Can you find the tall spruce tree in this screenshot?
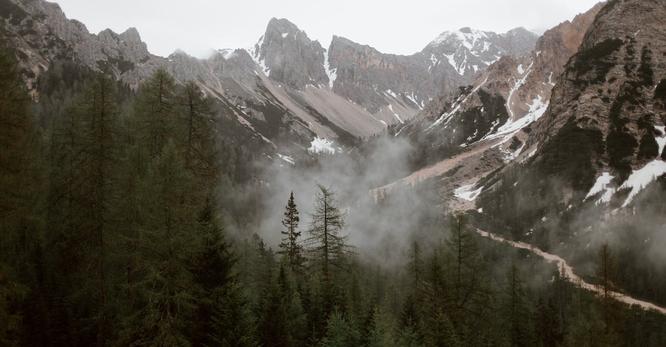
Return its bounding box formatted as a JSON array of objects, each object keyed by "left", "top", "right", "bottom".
[
  {"left": 190, "top": 199, "right": 255, "bottom": 346},
  {"left": 279, "top": 192, "right": 304, "bottom": 271}
]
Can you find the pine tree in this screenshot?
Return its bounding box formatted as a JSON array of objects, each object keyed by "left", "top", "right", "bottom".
[{"left": 279, "top": 192, "right": 304, "bottom": 271}]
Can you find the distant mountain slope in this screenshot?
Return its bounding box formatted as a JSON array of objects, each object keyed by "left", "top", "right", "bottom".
[{"left": 1, "top": 0, "right": 537, "bottom": 155}]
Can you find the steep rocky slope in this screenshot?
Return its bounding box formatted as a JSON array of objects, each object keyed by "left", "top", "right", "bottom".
[
  {"left": 391, "top": 3, "right": 602, "bottom": 174},
  {"left": 1, "top": 0, "right": 537, "bottom": 156},
  {"left": 471, "top": 0, "right": 666, "bottom": 306}
]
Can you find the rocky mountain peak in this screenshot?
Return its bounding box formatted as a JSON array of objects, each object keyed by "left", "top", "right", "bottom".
[
  {"left": 249, "top": 17, "right": 328, "bottom": 89},
  {"left": 119, "top": 27, "right": 142, "bottom": 43},
  {"left": 423, "top": 27, "right": 538, "bottom": 78}
]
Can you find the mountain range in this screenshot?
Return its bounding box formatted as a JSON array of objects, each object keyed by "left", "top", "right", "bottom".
[{"left": 1, "top": 0, "right": 538, "bottom": 153}]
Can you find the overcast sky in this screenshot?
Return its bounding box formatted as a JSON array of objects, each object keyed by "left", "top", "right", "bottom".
[{"left": 52, "top": 0, "right": 601, "bottom": 58}]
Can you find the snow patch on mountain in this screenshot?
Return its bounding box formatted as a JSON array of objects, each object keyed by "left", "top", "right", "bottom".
[
  {"left": 585, "top": 172, "right": 615, "bottom": 204},
  {"left": 506, "top": 61, "right": 533, "bottom": 120},
  {"left": 483, "top": 94, "right": 547, "bottom": 145},
  {"left": 455, "top": 184, "right": 483, "bottom": 201},
  {"left": 308, "top": 137, "right": 338, "bottom": 154},
  {"left": 388, "top": 104, "right": 404, "bottom": 124},
  {"left": 619, "top": 161, "right": 666, "bottom": 207},
  {"left": 277, "top": 154, "right": 295, "bottom": 165},
  {"left": 219, "top": 48, "right": 236, "bottom": 60},
  {"left": 586, "top": 126, "right": 666, "bottom": 207}
]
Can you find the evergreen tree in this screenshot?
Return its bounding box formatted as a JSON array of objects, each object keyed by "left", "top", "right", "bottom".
[
  {"left": 367, "top": 308, "right": 399, "bottom": 347},
  {"left": 83, "top": 75, "right": 121, "bottom": 345},
  {"left": 501, "top": 265, "right": 532, "bottom": 347},
  {"left": 189, "top": 199, "right": 254, "bottom": 346},
  {"left": 44, "top": 73, "right": 123, "bottom": 346},
  {"left": 179, "top": 81, "right": 218, "bottom": 177},
  {"left": 319, "top": 311, "right": 361, "bottom": 347},
  {"left": 279, "top": 192, "right": 304, "bottom": 272},
  {"left": 119, "top": 142, "right": 199, "bottom": 346},
  {"left": 134, "top": 69, "right": 177, "bottom": 159},
  {"left": 446, "top": 214, "right": 480, "bottom": 313},
  {"left": 0, "top": 46, "right": 35, "bottom": 346},
  {"left": 305, "top": 185, "right": 350, "bottom": 314}
]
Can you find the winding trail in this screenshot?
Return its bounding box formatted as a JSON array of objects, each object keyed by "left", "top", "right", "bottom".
[{"left": 474, "top": 229, "right": 666, "bottom": 315}]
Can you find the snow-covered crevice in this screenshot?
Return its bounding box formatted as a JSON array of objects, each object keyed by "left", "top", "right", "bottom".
[
  {"left": 474, "top": 228, "right": 666, "bottom": 315},
  {"left": 246, "top": 35, "right": 270, "bottom": 75},
  {"left": 444, "top": 52, "right": 467, "bottom": 76},
  {"left": 506, "top": 61, "right": 533, "bottom": 120},
  {"left": 405, "top": 93, "right": 424, "bottom": 110},
  {"left": 427, "top": 76, "right": 489, "bottom": 130},
  {"left": 482, "top": 95, "right": 548, "bottom": 148},
  {"left": 388, "top": 104, "right": 404, "bottom": 124},
  {"left": 323, "top": 50, "right": 337, "bottom": 89}
]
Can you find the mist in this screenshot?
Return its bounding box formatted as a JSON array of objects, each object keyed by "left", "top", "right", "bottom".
[{"left": 255, "top": 135, "right": 445, "bottom": 266}]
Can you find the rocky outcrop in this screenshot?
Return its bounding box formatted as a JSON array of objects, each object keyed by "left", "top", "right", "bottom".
[
  {"left": 249, "top": 18, "right": 329, "bottom": 89},
  {"left": 525, "top": 0, "right": 666, "bottom": 180},
  {"left": 1, "top": 0, "right": 165, "bottom": 89},
  {"left": 328, "top": 27, "right": 538, "bottom": 115}
]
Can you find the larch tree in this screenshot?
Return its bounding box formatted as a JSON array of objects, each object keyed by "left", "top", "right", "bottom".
[
  {"left": 179, "top": 81, "right": 218, "bottom": 178},
  {"left": 79, "top": 74, "right": 121, "bottom": 346},
  {"left": 306, "top": 186, "right": 350, "bottom": 305},
  {"left": 134, "top": 69, "right": 177, "bottom": 159},
  {"left": 446, "top": 214, "right": 481, "bottom": 313}
]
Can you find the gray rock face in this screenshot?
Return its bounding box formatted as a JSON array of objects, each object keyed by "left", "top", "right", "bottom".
[
  {"left": 4, "top": 0, "right": 165, "bottom": 89},
  {"left": 250, "top": 18, "right": 329, "bottom": 89},
  {"left": 328, "top": 27, "right": 538, "bottom": 114},
  {"left": 527, "top": 0, "right": 666, "bottom": 175}
]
